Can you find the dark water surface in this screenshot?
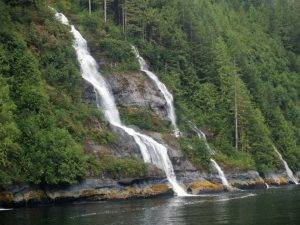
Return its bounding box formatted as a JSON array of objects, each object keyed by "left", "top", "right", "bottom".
[{"left": 0, "top": 185, "right": 299, "bottom": 225}]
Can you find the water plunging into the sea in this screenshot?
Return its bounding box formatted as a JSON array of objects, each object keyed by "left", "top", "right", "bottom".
[
  {"left": 210, "top": 159, "right": 231, "bottom": 189},
  {"left": 53, "top": 11, "right": 188, "bottom": 196},
  {"left": 273, "top": 146, "right": 299, "bottom": 185},
  {"left": 132, "top": 46, "right": 180, "bottom": 137},
  {"left": 191, "top": 124, "right": 231, "bottom": 189}
]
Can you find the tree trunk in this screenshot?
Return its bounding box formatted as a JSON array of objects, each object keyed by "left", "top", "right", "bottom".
[
  {"left": 88, "top": 0, "right": 91, "bottom": 15},
  {"left": 234, "top": 72, "right": 239, "bottom": 150},
  {"left": 122, "top": 2, "right": 126, "bottom": 39},
  {"left": 104, "top": 0, "right": 107, "bottom": 22}
]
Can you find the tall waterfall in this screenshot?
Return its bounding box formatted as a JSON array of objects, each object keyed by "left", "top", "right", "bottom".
[
  {"left": 273, "top": 147, "right": 299, "bottom": 185},
  {"left": 53, "top": 11, "right": 188, "bottom": 196},
  {"left": 191, "top": 124, "right": 231, "bottom": 189},
  {"left": 132, "top": 46, "right": 180, "bottom": 137}
]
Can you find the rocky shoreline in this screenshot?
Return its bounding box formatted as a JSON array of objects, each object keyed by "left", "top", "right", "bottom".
[
  {"left": 0, "top": 171, "right": 297, "bottom": 207},
  {"left": 1, "top": 62, "right": 297, "bottom": 208}
]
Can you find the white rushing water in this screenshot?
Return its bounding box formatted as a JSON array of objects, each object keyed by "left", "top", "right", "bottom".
[
  {"left": 53, "top": 10, "right": 188, "bottom": 196},
  {"left": 132, "top": 46, "right": 180, "bottom": 137},
  {"left": 210, "top": 159, "right": 231, "bottom": 189},
  {"left": 191, "top": 124, "right": 231, "bottom": 189},
  {"left": 0, "top": 208, "right": 12, "bottom": 211},
  {"left": 191, "top": 124, "right": 215, "bottom": 155},
  {"left": 273, "top": 147, "right": 299, "bottom": 185}
]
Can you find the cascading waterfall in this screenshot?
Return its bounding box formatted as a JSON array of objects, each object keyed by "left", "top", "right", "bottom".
[
  {"left": 191, "top": 124, "right": 232, "bottom": 189},
  {"left": 273, "top": 146, "right": 299, "bottom": 185},
  {"left": 132, "top": 46, "right": 180, "bottom": 137},
  {"left": 191, "top": 124, "right": 215, "bottom": 155},
  {"left": 210, "top": 159, "right": 231, "bottom": 188},
  {"left": 53, "top": 10, "right": 188, "bottom": 196}
]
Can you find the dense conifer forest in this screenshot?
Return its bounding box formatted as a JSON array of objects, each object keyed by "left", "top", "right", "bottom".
[{"left": 0, "top": 0, "right": 299, "bottom": 187}]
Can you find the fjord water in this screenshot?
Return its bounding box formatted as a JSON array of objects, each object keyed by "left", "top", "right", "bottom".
[
  {"left": 132, "top": 46, "right": 180, "bottom": 137},
  {"left": 54, "top": 11, "right": 187, "bottom": 196},
  {"left": 1, "top": 186, "right": 299, "bottom": 225}
]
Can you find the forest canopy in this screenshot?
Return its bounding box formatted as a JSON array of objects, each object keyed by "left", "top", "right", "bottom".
[{"left": 0, "top": 0, "right": 299, "bottom": 187}]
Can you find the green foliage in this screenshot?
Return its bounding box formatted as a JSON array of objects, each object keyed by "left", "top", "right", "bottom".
[
  {"left": 0, "top": 77, "right": 22, "bottom": 185},
  {"left": 89, "top": 128, "right": 116, "bottom": 145},
  {"left": 25, "top": 128, "right": 88, "bottom": 184},
  {"left": 179, "top": 136, "right": 211, "bottom": 170},
  {"left": 214, "top": 151, "right": 255, "bottom": 171},
  {"left": 98, "top": 38, "right": 139, "bottom": 72},
  {"left": 0, "top": 1, "right": 116, "bottom": 186},
  {"left": 120, "top": 107, "right": 171, "bottom": 132},
  {"left": 51, "top": 0, "right": 299, "bottom": 173},
  {"left": 97, "top": 155, "right": 148, "bottom": 179},
  {"left": 0, "top": 0, "right": 299, "bottom": 189}
]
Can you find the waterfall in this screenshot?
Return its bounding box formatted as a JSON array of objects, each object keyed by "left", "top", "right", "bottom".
[
  {"left": 191, "top": 124, "right": 231, "bottom": 189},
  {"left": 53, "top": 10, "right": 188, "bottom": 196},
  {"left": 210, "top": 159, "right": 231, "bottom": 189},
  {"left": 273, "top": 146, "right": 299, "bottom": 185},
  {"left": 191, "top": 124, "right": 215, "bottom": 155},
  {"left": 132, "top": 46, "right": 180, "bottom": 137}
]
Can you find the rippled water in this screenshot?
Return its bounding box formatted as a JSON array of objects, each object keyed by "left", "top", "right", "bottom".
[{"left": 0, "top": 186, "right": 299, "bottom": 225}]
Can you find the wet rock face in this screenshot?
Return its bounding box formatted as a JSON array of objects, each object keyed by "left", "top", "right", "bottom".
[
  {"left": 110, "top": 125, "right": 144, "bottom": 159},
  {"left": 226, "top": 170, "right": 267, "bottom": 189},
  {"left": 296, "top": 171, "right": 300, "bottom": 181},
  {"left": 82, "top": 81, "right": 97, "bottom": 105},
  {"left": 0, "top": 179, "right": 172, "bottom": 207},
  {"left": 168, "top": 146, "right": 203, "bottom": 183},
  {"left": 187, "top": 181, "right": 225, "bottom": 194},
  {"left": 264, "top": 172, "right": 289, "bottom": 185},
  {"left": 106, "top": 72, "right": 169, "bottom": 120}
]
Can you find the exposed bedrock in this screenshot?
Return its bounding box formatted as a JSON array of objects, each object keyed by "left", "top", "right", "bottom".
[{"left": 107, "top": 71, "right": 169, "bottom": 120}]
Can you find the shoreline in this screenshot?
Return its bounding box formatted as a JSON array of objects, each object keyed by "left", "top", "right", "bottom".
[{"left": 0, "top": 171, "right": 296, "bottom": 208}]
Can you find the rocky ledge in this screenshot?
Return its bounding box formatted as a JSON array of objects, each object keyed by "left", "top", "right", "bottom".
[
  {"left": 1, "top": 170, "right": 296, "bottom": 207},
  {"left": 0, "top": 178, "right": 172, "bottom": 207}
]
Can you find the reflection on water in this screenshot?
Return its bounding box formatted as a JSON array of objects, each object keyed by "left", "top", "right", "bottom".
[{"left": 0, "top": 186, "right": 299, "bottom": 225}]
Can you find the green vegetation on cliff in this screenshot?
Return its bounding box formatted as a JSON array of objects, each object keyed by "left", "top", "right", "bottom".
[
  {"left": 60, "top": 0, "right": 299, "bottom": 172},
  {"left": 0, "top": 0, "right": 299, "bottom": 187}
]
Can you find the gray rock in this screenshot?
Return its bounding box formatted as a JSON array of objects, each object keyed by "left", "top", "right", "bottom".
[
  {"left": 110, "top": 125, "right": 144, "bottom": 159},
  {"left": 264, "top": 171, "right": 290, "bottom": 185},
  {"left": 82, "top": 81, "right": 97, "bottom": 105},
  {"left": 226, "top": 170, "right": 266, "bottom": 189},
  {"left": 107, "top": 72, "right": 169, "bottom": 120},
  {"left": 296, "top": 171, "right": 300, "bottom": 181}
]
